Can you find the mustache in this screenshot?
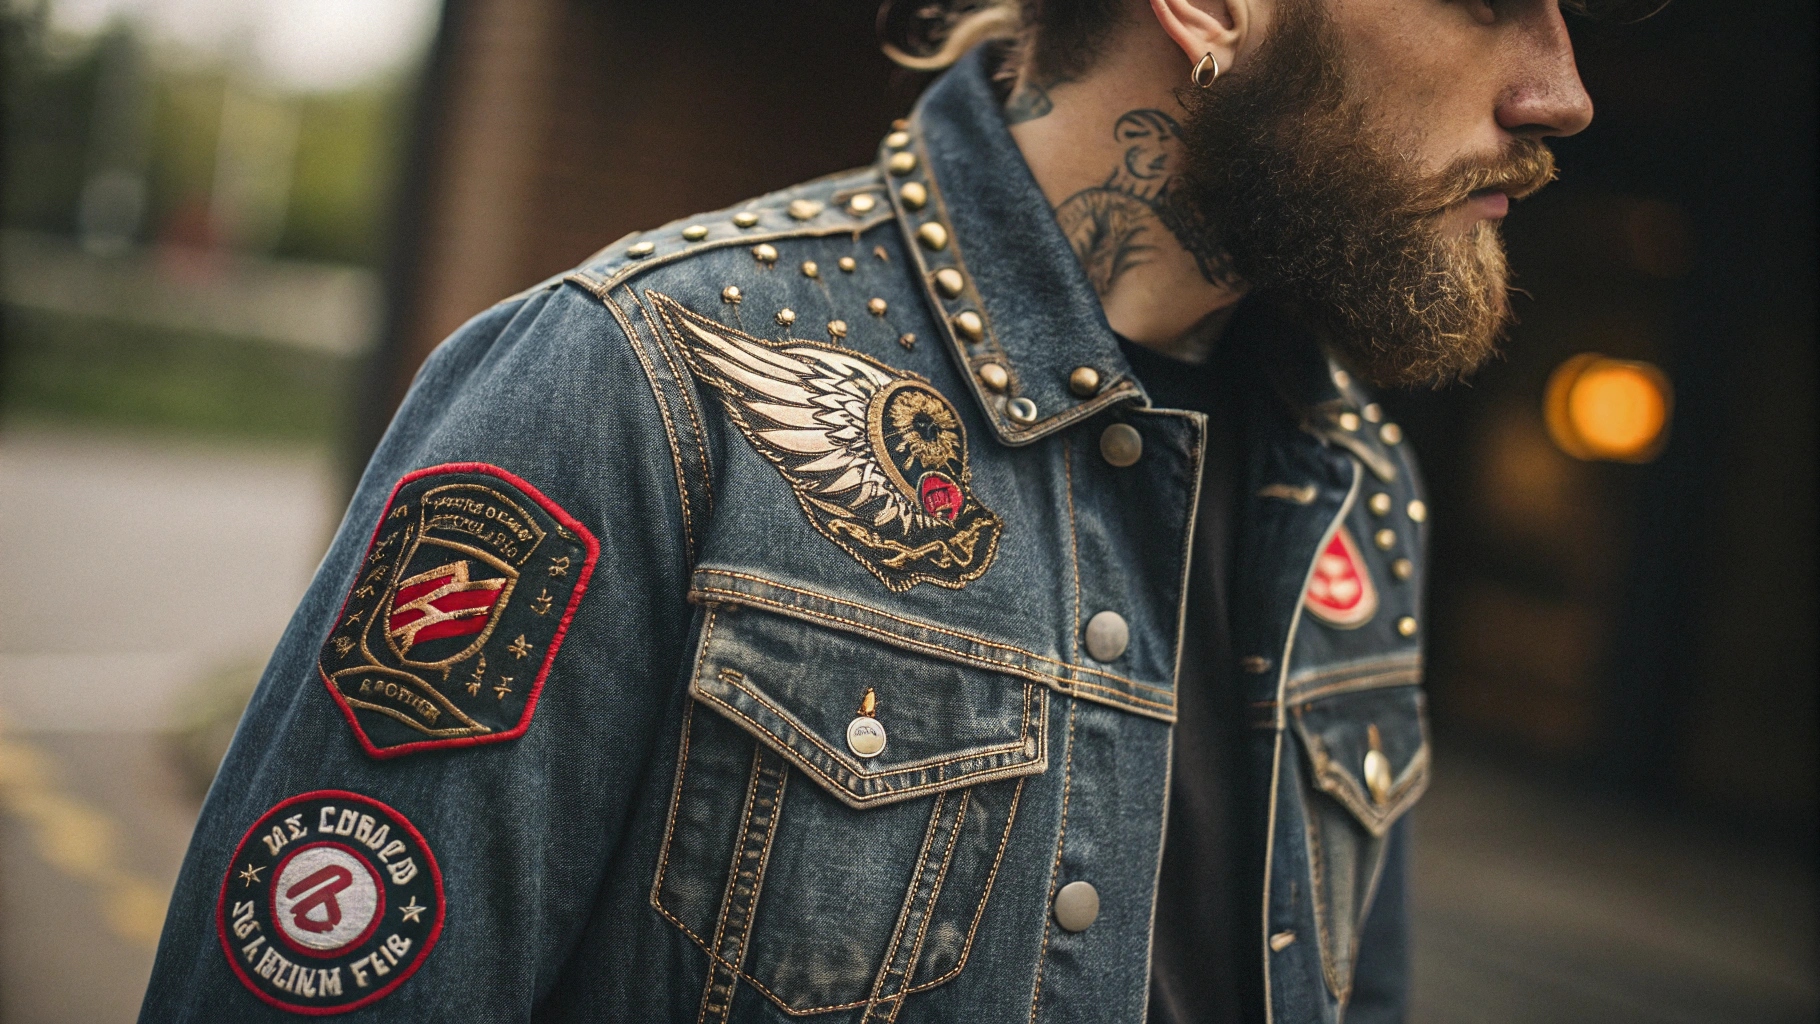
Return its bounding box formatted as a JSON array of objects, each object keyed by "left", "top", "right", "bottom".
[{"left": 1414, "top": 140, "right": 1558, "bottom": 214}]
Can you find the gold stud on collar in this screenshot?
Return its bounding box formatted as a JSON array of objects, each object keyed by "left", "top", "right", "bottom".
[
  {"left": 952, "top": 310, "right": 983, "bottom": 342},
  {"left": 934, "top": 268, "right": 965, "bottom": 298},
  {"left": 867, "top": 298, "right": 888, "bottom": 317},
  {"left": 828, "top": 320, "right": 849, "bottom": 339},
  {"left": 1379, "top": 423, "right": 1404, "bottom": 445},
  {"left": 627, "top": 240, "right": 655, "bottom": 258},
  {"left": 1392, "top": 558, "right": 1414, "bottom": 581},
  {"left": 898, "top": 333, "right": 916, "bottom": 350},
  {"left": 899, "top": 181, "right": 928, "bottom": 210},
  {"left": 1396, "top": 616, "right": 1418, "bottom": 637},
  {"left": 1368, "top": 492, "right": 1393, "bottom": 516},
  {"left": 1374, "top": 528, "right": 1396, "bottom": 550},
  {"left": 916, "top": 222, "right": 949, "bottom": 251},
  {"left": 732, "top": 211, "right": 759, "bottom": 228},
  {"left": 1338, "top": 411, "right": 1361, "bottom": 432},
  {"left": 1407, "top": 499, "right": 1428, "bottom": 523},
  {"left": 838, "top": 256, "right": 857, "bottom": 273},
  {"left": 682, "top": 225, "right": 708, "bottom": 241},
  {"left": 787, "top": 199, "right": 823, "bottom": 221},
  {"left": 1069, "top": 366, "right": 1101, "bottom": 397},
  {"left": 885, "top": 130, "right": 910, "bottom": 149},
  {"left": 1333, "top": 369, "right": 1352, "bottom": 389},
  {"left": 847, "top": 193, "right": 877, "bottom": 215},
  {"left": 721, "top": 285, "right": 742, "bottom": 303},
  {"left": 1363, "top": 402, "right": 1383, "bottom": 423},
  {"left": 776, "top": 308, "right": 796, "bottom": 326},
  {"left": 751, "top": 243, "right": 778, "bottom": 264},
  {"left": 800, "top": 260, "right": 819, "bottom": 278},
  {"left": 888, "top": 152, "right": 917, "bottom": 175},
  {"left": 978, "top": 362, "right": 1009, "bottom": 392}
]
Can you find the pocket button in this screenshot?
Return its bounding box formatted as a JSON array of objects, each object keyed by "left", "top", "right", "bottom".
[
  {"left": 1054, "top": 881, "right": 1100, "bottom": 932},
  {"left": 1084, "top": 611, "right": 1129, "bottom": 662},
  {"left": 846, "top": 716, "right": 887, "bottom": 758}
]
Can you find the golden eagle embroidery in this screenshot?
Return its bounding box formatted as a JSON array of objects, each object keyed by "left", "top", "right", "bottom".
[{"left": 653, "top": 292, "right": 1002, "bottom": 592}]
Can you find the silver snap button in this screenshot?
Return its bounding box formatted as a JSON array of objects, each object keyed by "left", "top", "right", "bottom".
[
  {"left": 1054, "top": 880, "right": 1100, "bottom": 932},
  {"left": 1099, "top": 423, "right": 1142, "bottom": 467},
  {"left": 1007, "top": 397, "right": 1039, "bottom": 424},
  {"left": 1084, "top": 611, "right": 1129, "bottom": 662},
  {"left": 846, "top": 716, "right": 887, "bottom": 758}
]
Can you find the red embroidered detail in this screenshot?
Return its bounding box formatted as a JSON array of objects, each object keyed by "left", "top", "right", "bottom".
[
  {"left": 318, "top": 463, "right": 599, "bottom": 758},
  {"left": 1305, "top": 525, "right": 1379, "bottom": 628},
  {"left": 918, "top": 472, "right": 964, "bottom": 522}
]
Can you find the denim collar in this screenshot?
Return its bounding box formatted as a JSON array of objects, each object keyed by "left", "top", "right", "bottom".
[{"left": 883, "top": 45, "right": 1142, "bottom": 446}]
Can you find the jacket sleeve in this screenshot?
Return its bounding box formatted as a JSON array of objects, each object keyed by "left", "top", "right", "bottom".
[
  {"left": 138, "top": 282, "right": 698, "bottom": 1021},
  {"left": 1343, "top": 815, "right": 1413, "bottom": 1024}
]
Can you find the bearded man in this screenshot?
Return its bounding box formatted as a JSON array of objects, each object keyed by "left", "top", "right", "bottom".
[{"left": 141, "top": 1, "right": 1598, "bottom": 1021}]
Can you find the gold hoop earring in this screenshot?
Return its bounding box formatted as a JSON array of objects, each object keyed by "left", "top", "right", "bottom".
[{"left": 1191, "top": 52, "right": 1220, "bottom": 88}]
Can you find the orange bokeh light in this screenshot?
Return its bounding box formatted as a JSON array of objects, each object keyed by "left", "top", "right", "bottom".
[{"left": 1544, "top": 354, "right": 1673, "bottom": 462}]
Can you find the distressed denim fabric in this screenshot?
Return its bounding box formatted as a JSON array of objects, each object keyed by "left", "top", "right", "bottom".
[{"left": 141, "top": 45, "right": 1427, "bottom": 1024}]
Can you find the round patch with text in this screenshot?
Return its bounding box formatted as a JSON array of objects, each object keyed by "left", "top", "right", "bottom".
[{"left": 217, "top": 791, "right": 444, "bottom": 1015}]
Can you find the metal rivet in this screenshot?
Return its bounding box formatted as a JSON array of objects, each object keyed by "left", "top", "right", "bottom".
[
  {"left": 752, "top": 243, "right": 778, "bottom": 264},
  {"left": 776, "top": 308, "right": 796, "bottom": 326},
  {"left": 787, "top": 199, "right": 823, "bottom": 221},
  {"left": 978, "top": 362, "right": 1009, "bottom": 392},
  {"left": 721, "top": 285, "right": 742, "bottom": 303},
  {"left": 1270, "top": 931, "right": 1297, "bottom": 952},
  {"left": 934, "top": 267, "right": 965, "bottom": 297},
  {"left": 1100, "top": 423, "right": 1143, "bottom": 467},
  {"left": 885, "top": 130, "right": 911, "bottom": 149},
  {"left": 867, "top": 297, "right": 888, "bottom": 317},
  {"left": 1374, "top": 528, "right": 1396, "bottom": 551},
  {"left": 891, "top": 117, "right": 908, "bottom": 130},
  {"left": 1392, "top": 558, "right": 1414, "bottom": 581},
  {"left": 627, "top": 241, "right": 655, "bottom": 258},
  {"left": 898, "top": 333, "right": 916, "bottom": 350},
  {"left": 899, "top": 181, "right": 928, "bottom": 210},
  {"left": 1380, "top": 423, "right": 1404, "bottom": 445},
  {"left": 1363, "top": 403, "right": 1383, "bottom": 423},
  {"left": 1364, "top": 748, "right": 1393, "bottom": 805},
  {"left": 1397, "top": 616, "right": 1418, "bottom": 637},
  {"left": 682, "top": 225, "right": 708, "bottom": 241},
  {"left": 953, "top": 310, "right": 983, "bottom": 341},
  {"left": 1368, "top": 492, "right": 1393, "bottom": 516},
  {"left": 1084, "top": 611, "right": 1129, "bottom": 661},
  {"left": 1007, "top": 397, "right": 1039, "bottom": 424},
  {"left": 888, "top": 151, "right": 917, "bottom": 175},
  {"left": 801, "top": 260, "right": 819, "bottom": 278},
  {"left": 1054, "top": 880, "right": 1100, "bottom": 933},
  {"left": 1407, "top": 499, "right": 1428, "bottom": 523},
  {"left": 917, "top": 222, "right": 949, "bottom": 251},
  {"left": 1338, "top": 412, "right": 1361, "bottom": 432},
  {"left": 847, "top": 193, "right": 877, "bottom": 215},
  {"left": 828, "top": 320, "right": 848, "bottom": 339},
  {"left": 732, "top": 211, "right": 759, "bottom": 228},
  {"left": 846, "top": 716, "right": 887, "bottom": 758},
  {"left": 1069, "top": 366, "right": 1101, "bottom": 397},
  {"left": 838, "top": 256, "right": 857, "bottom": 273},
  {"left": 1333, "top": 369, "right": 1351, "bottom": 389},
  {"left": 1240, "top": 655, "right": 1273, "bottom": 674}
]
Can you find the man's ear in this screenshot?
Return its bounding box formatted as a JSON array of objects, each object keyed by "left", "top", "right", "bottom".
[{"left": 1148, "top": 0, "right": 1255, "bottom": 72}]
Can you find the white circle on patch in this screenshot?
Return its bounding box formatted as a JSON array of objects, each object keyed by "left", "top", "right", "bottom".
[{"left": 272, "top": 843, "right": 382, "bottom": 954}]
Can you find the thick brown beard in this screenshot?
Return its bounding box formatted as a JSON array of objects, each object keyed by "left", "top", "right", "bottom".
[{"left": 1173, "top": 1, "right": 1556, "bottom": 388}]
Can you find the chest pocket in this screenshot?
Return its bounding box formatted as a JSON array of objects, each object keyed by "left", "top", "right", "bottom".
[
  {"left": 1287, "top": 655, "right": 1429, "bottom": 1003},
  {"left": 653, "top": 600, "right": 1048, "bottom": 1020}
]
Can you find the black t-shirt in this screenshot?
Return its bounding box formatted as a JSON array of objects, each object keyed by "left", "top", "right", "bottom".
[{"left": 1119, "top": 334, "right": 1256, "bottom": 1024}]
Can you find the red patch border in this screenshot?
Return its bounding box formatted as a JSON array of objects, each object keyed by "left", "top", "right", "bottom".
[
  {"left": 215, "top": 790, "right": 446, "bottom": 1017},
  {"left": 320, "top": 462, "right": 600, "bottom": 758}
]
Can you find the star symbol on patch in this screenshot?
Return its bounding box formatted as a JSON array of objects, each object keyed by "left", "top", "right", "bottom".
[
  {"left": 399, "top": 897, "right": 426, "bottom": 923},
  {"left": 239, "top": 863, "right": 265, "bottom": 886},
  {"left": 548, "top": 556, "right": 571, "bottom": 577},
  {"left": 530, "top": 588, "right": 554, "bottom": 615},
  {"left": 507, "top": 635, "right": 533, "bottom": 660},
  {"left": 493, "top": 676, "right": 513, "bottom": 700}
]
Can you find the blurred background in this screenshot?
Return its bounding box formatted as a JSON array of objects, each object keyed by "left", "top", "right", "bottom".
[{"left": 0, "top": 0, "right": 1811, "bottom": 1021}]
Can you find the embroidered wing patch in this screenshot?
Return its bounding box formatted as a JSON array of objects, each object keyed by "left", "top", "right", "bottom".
[
  {"left": 217, "top": 790, "right": 444, "bottom": 1014},
  {"left": 1305, "top": 525, "right": 1378, "bottom": 628},
  {"left": 655, "top": 293, "right": 1002, "bottom": 592},
  {"left": 319, "top": 463, "right": 598, "bottom": 757}
]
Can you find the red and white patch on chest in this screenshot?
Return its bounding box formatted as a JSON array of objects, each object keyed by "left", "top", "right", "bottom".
[{"left": 1305, "top": 525, "right": 1378, "bottom": 628}]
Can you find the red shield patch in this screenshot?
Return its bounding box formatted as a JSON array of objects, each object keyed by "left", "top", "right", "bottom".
[{"left": 1305, "top": 525, "right": 1378, "bottom": 628}]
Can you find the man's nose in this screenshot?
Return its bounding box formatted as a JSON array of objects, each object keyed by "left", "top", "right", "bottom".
[{"left": 1497, "top": 2, "right": 1595, "bottom": 139}]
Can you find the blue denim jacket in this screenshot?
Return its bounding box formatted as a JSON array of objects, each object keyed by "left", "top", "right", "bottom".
[{"left": 141, "top": 46, "right": 1428, "bottom": 1024}]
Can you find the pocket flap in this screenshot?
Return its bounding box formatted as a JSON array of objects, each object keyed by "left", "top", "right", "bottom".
[
  {"left": 1289, "top": 663, "right": 1429, "bottom": 837},
  {"left": 690, "top": 603, "right": 1048, "bottom": 809}
]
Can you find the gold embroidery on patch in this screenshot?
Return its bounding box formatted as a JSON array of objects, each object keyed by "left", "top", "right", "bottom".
[{"left": 652, "top": 291, "right": 1002, "bottom": 592}]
